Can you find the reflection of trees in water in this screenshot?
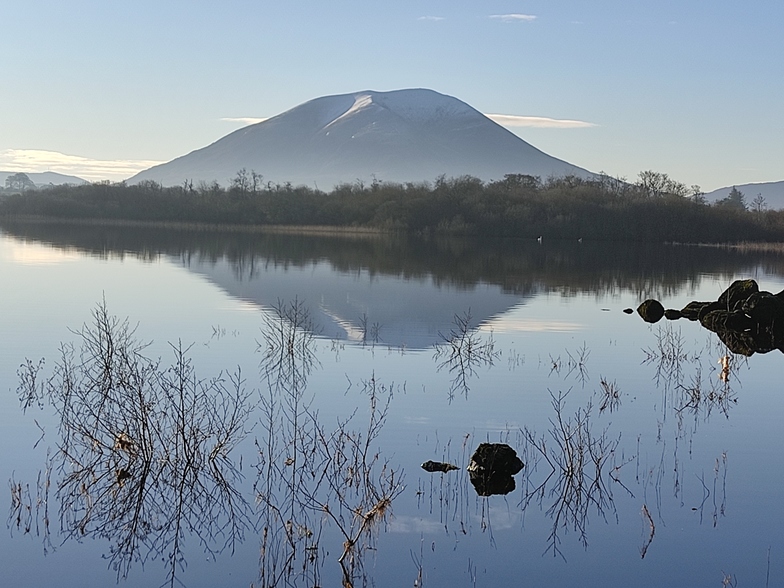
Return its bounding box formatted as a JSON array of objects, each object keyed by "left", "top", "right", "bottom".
[
  {"left": 5, "top": 220, "right": 784, "bottom": 301},
  {"left": 12, "top": 302, "right": 254, "bottom": 586},
  {"left": 637, "top": 324, "right": 735, "bottom": 549},
  {"left": 433, "top": 311, "right": 499, "bottom": 400},
  {"left": 642, "top": 323, "right": 743, "bottom": 421},
  {"left": 519, "top": 392, "right": 628, "bottom": 559},
  {"left": 255, "top": 299, "right": 404, "bottom": 587}
]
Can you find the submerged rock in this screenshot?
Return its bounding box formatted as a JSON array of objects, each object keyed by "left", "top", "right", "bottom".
[
  {"left": 467, "top": 443, "right": 524, "bottom": 497},
  {"left": 421, "top": 460, "right": 459, "bottom": 473},
  {"left": 637, "top": 299, "right": 665, "bottom": 323}
]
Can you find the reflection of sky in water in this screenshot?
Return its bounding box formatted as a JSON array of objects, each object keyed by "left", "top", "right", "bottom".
[{"left": 3, "top": 230, "right": 784, "bottom": 587}]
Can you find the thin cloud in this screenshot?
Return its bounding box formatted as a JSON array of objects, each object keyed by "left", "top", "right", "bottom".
[
  {"left": 221, "top": 117, "right": 269, "bottom": 125},
  {"left": 486, "top": 113, "right": 597, "bottom": 129},
  {"left": 489, "top": 14, "right": 537, "bottom": 22},
  {"left": 0, "top": 149, "right": 164, "bottom": 182},
  {"left": 417, "top": 16, "right": 445, "bottom": 22}
]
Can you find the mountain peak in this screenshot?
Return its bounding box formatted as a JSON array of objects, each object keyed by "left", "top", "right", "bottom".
[{"left": 131, "top": 88, "right": 593, "bottom": 188}]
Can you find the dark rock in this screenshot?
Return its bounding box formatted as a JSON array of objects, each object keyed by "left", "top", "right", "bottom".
[
  {"left": 664, "top": 309, "right": 683, "bottom": 320},
  {"left": 698, "top": 301, "right": 725, "bottom": 321},
  {"left": 716, "top": 329, "right": 758, "bottom": 357},
  {"left": 421, "top": 460, "right": 459, "bottom": 473},
  {"left": 623, "top": 308, "right": 634, "bottom": 314},
  {"left": 718, "top": 279, "right": 759, "bottom": 311},
  {"left": 680, "top": 301, "right": 713, "bottom": 321},
  {"left": 467, "top": 443, "right": 524, "bottom": 497},
  {"left": 742, "top": 291, "right": 784, "bottom": 324},
  {"left": 637, "top": 299, "right": 665, "bottom": 323},
  {"left": 661, "top": 280, "right": 784, "bottom": 357}
]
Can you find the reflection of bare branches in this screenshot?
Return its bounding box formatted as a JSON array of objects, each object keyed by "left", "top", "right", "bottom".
[
  {"left": 547, "top": 344, "right": 590, "bottom": 386},
  {"left": 14, "top": 302, "right": 254, "bottom": 586},
  {"left": 520, "top": 392, "right": 628, "bottom": 559},
  {"left": 358, "top": 313, "right": 382, "bottom": 347},
  {"left": 675, "top": 367, "right": 738, "bottom": 419},
  {"left": 642, "top": 323, "right": 693, "bottom": 391},
  {"left": 565, "top": 343, "right": 590, "bottom": 385},
  {"left": 640, "top": 504, "right": 655, "bottom": 558},
  {"left": 17, "top": 357, "right": 46, "bottom": 412},
  {"left": 8, "top": 453, "right": 52, "bottom": 553},
  {"left": 434, "top": 311, "right": 499, "bottom": 400},
  {"left": 598, "top": 377, "right": 621, "bottom": 413},
  {"left": 258, "top": 297, "right": 320, "bottom": 393},
  {"left": 692, "top": 453, "right": 728, "bottom": 528},
  {"left": 255, "top": 366, "right": 405, "bottom": 588}
]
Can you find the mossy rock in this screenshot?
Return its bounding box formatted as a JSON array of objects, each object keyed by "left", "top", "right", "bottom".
[
  {"left": 680, "top": 301, "right": 713, "bottom": 321},
  {"left": 718, "top": 279, "right": 759, "bottom": 310},
  {"left": 742, "top": 291, "right": 784, "bottom": 324},
  {"left": 697, "top": 301, "right": 724, "bottom": 321},
  {"left": 700, "top": 309, "right": 730, "bottom": 333}
]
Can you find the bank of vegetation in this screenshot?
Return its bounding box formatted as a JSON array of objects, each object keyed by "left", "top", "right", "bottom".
[{"left": 1, "top": 170, "right": 780, "bottom": 242}]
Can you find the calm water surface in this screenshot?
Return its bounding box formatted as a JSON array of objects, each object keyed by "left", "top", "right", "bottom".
[{"left": 2, "top": 222, "right": 784, "bottom": 587}]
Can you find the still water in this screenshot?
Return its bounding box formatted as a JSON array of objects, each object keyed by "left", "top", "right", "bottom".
[{"left": 2, "top": 221, "right": 784, "bottom": 587}]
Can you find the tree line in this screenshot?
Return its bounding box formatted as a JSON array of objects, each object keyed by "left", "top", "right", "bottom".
[{"left": 0, "top": 169, "right": 780, "bottom": 242}]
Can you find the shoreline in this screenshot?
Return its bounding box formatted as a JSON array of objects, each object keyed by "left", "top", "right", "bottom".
[
  {"left": 0, "top": 215, "right": 388, "bottom": 238},
  {"left": 3, "top": 215, "right": 784, "bottom": 250}
]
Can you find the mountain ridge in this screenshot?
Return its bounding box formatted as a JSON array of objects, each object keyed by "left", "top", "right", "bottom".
[
  {"left": 1, "top": 170, "right": 87, "bottom": 188},
  {"left": 130, "top": 88, "right": 594, "bottom": 188},
  {"left": 705, "top": 180, "right": 784, "bottom": 210}
]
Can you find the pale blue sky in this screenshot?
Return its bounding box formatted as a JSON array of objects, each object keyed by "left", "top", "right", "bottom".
[{"left": 1, "top": 1, "right": 781, "bottom": 190}]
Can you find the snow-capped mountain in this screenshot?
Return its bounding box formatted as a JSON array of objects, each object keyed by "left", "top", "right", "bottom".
[{"left": 130, "top": 89, "right": 594, "bottom": 188}]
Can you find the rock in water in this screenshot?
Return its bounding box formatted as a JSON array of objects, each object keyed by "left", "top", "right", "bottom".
[
  {"left": 718, "top": 279, "right": 759, "bottom": 311},
  {"left": 652, "top": 280, "right": 784, "bottom": 356},
  {"left": 421, "top": 460, "right": 459, "bottom": 473},
  {"left": 637, "top": 299, "right": 665, "bottom": 323},
  {"left": 467, "top": 443, "right": 524, "bottom": 496}
]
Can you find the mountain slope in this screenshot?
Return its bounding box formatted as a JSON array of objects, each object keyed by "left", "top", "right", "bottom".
[
  {"left": 705, "top": 181, "right": 784, "bottom": 210},
  {"left": 130, "top": 89, "right": 594, "bottom": 188},
  {"left": 0, "top": 171, "right": 87, "bottom": 187}
]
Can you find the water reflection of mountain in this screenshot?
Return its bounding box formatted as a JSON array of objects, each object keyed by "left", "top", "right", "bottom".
[{"left": 4, "top": 220, "right": 784, "bottom": 347}]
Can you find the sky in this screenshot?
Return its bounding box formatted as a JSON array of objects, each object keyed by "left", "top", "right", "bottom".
[{"left": 1, "top": 0, "right": 782, "bottom": 191}]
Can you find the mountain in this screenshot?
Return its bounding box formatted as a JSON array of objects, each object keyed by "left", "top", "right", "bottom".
[
  {"left": 130, "top": 88, "right": 594, "bottom": 188},
  {"left": 704, "top": 181, "right": 784, "bottom": 210},
  {"left": 0, "top": 171, "right": 87, "bottom": 188}
]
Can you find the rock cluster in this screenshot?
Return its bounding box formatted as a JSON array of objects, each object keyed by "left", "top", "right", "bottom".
[
  {"left": 420, "top": 443, "right": 525, "bottom": 496},
  {"left": 637, "top": 279, "right": 784, "bottom": 356}
]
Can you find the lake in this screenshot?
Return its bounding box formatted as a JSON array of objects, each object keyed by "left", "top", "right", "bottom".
[{"left": 2, "top": 220, "right": 784, "bottom": 587}]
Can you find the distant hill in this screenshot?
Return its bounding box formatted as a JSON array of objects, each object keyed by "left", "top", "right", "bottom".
[
  {"left": 705, "top": 181, "right": 784, "bottom": 210},
  {"left": 130, "top": 88, "right": 595, "bottom": 188},
  {"left": 0, "top": 171, "right": 87, "bottom": 188}
]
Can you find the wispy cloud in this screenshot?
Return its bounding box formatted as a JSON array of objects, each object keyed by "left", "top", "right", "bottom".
[
  {"left": 220, "top": 117, "right": 269, "bottom": 125},
  {"left": 489, "top": 14, "right": 537, "bottom": 22},
  {"left": 485, "top": 113, "right": 597, "bottom": 129},
  {"left": 0, "top": 149, "right": 164, "bottom": 182},
  {"left": 1, "top": 241, "right": 81, "bottom": 266},
  {"left": 417, "top": 16, "right": 445, "bottom": 22}
]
